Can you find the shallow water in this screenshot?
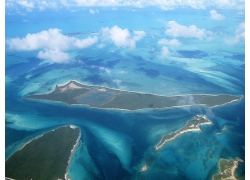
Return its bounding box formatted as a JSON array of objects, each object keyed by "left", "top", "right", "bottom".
[{"left": 5, "top": 7, "right": 245, "bottom": 180}]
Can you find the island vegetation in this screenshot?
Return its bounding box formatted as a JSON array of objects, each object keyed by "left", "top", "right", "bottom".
[
  {"left": 5, "top": 125, "right": 80, "bottom": 180},
  {"left": 212, "top": 158, "right": 243, "bottom": 180},
  {"left": 24, "top": 80, "right": 242, "bottom": 111},
  {"left": 155, "top": 115, "right": 211, "bottom": 150}
]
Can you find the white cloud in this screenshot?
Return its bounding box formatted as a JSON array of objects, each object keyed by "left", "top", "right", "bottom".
[
  {"left": 99, "top": 67, "right": 111, "bottom": 74},
  {"left": 113, "top": 79, "right": 127, "bottom": 89},
  {"left": 37, "top": 49, "right": 70, "bottom": 63},
  {"left": 133, "top": 30, "right": 146, "bottom": 41},
  {"left": 6, "top": 28, "right": 98, "bottom": 63},
  {"left": 158, "top": 38, "right": 181, "bottom": 46},
  {"left": 17, "top": 0, "right": 34, "bottom": 8},
  {"left": 6, "top": 0, "right": 245, "bottom": 11},
  {"left": 161, "top": 46, "right": 170, "bottom": 57},
  {"left": 89, "top": 9, "right": 99, "bottom": 14},
  {"left": 97, "top": 43, "right": 106, "bottom": 49},
  {"left": 60, "top": 0, "right": 70, "bottom": 7},
  {"left": 100, "top": 25, "right": 146, "bottom": 49},
  {"left": 116, "top": 70, "right": 127, "bottom": 74},
  {"left": 165, "top": 21, "right": 207, "bottom": 39},
  {"left": 224, "top": 22, "right": 245, "bottom": 45},
  {"left": 210, "top": 10, "right": 225, "bottom": 20},
  {"left": 72, "top": 0, "right": 244, "bottom": 9},
  {"left": 38, "top": 1, "right": 57, "bottom": 11}
]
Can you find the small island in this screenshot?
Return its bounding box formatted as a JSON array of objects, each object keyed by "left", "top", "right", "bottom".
[
  {"left": 5, "top": 125, "right": 80, "bottom": 180},
  {"left": 24, "top": 80, "right": 242, "bottom": 111},
  {"left": 212, "top": 158, "right": 243, "bottom": 180},
  {"left": 155, "top": 115, "right": 211, "bottom": 150}
]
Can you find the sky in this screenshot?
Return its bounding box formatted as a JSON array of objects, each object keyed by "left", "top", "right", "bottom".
[{"left": 3, "top": 0, "right": 248, "bottom": 177}]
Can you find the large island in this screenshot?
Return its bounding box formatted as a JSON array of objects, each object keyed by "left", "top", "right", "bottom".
[
  {"left": 25, "top": 80, "right": 242, "bottom": 111},
  {"left": 5, "top": 125, "right": 80, "bottom": 180}
]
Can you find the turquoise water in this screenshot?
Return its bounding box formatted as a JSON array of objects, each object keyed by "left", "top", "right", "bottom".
[{"left": 5, "top": 7, "right": 245, "bottom": 180}]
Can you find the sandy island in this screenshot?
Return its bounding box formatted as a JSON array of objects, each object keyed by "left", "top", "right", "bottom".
[{"left": 155, "top": 115, "right": 212, "bottom": 150}]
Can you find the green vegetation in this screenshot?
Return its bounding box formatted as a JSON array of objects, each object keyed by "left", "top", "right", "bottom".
[
  {"left": 25, "top": 80, "right": 242, "bottom": 111},
  {"left": 5, "top": 126, "right": 80, "bottom": 180},
  {"left": 156, "top": 115, "right": 210, "bottom": 150},
  {"left": 26, "top": 81, "right": 90, "bottom": 105},
  {"left": 213, "top": 158, "right": 243, "bottom": 180}
]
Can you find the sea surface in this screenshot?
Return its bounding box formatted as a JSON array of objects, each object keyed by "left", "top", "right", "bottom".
[{"left": 5, "top": 7, "right": 245, "bottom": 180}]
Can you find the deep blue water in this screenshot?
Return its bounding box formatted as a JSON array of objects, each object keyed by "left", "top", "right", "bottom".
[{"left": 5, "top": 7, "right": 245, "bottom": 180}]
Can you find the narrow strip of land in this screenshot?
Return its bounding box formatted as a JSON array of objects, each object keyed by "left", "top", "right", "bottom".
[{"left": 155, "top": 115, "right": 211, "bottom": 150}]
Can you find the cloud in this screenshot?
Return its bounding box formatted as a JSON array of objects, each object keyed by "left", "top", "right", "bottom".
[
  {"left": 17, "top": 0, "right": 34, "bottom": 8},
  {"left": 37, "top": 49, "right": 70, "bottom": 63},
  {"left": 113, "top": 79, "right": 127, "bottom": 89},
  {"left": 116, "top": 70, "right": 127, "bottom": 74},
  {"left": 6, "top": 0, "right": 245, "bottom": 11},
  {"left": 224, "top": 22, "right": 245, "bottom": 45},
  {"left": 99, "top": 67, "right": 111, "bottom": 74},
  {"left": 210, "top": 10, "right": 225, "bottom": 20},
  {"left": 97, "top": 43, "right": 106, "bottom": 49},
  {"left": 17, "top": 0, "right": 34, "bottom": 10},
  {"left": 165, "top": 21, "right": 207, "bottom": 39},
  {"left": 158, "top": 38, "right": 181, "bottom": 46},
  {"left": 161, "top": 46, "right": 170, "bottom": 57},
  {"left": 72, "top": 0, "right": 244, "bottom": 9},
  {"left": 100, "top": 25, "right": 146, "bottom": 49},
  {"left": 6, "top": 28, "right": 98, "bottom": 63},
  {"left": 38, "top": 1, "right": 57, "bottom": 11},
  {"left": 89, "top": 9, "right": 99, "bottom": 14}
]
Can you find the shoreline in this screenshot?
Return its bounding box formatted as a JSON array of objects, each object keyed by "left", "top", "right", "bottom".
[
  {"left": 24, "top": 80, "right": 243, "bottom": 112},
  {"left": 5, "top": 125, "right": 80, "bottom": 179},
  {"left": 26, "top": 79, "right": 243, "bottom": 101},
  {"left": 5, "top": 128, "right": 56, "bottom": 161},
  {"left": 155, "top": 128, "right": 201, "bottom": 150},
  {"left": 155, "top": 115, "right": 212, "bottom": 150},
  {"left": 65, "top": 126, "right": 81, "bottom": 180},
  {"left": 5, "top": 125, "right": 78, "bottom": 161},
  {"left": 24, "top": 96, "right": 242, "bottom": 113},
  {"left": 213, "top": 158, "right": 244, "bottom": 180}
]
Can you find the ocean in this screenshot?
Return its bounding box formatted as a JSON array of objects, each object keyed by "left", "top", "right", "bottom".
[{"left": 5, "top": 6, "right": 245, "bottom": 180}]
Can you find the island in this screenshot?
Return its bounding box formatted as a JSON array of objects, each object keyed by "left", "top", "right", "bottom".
[
  {"left": 212, "top": 158, "right": 243, "bottom": 180},
  {"left": 25, "top": 80, "right": 242, "bottom": 111},
  {"left": 5, "top": 125, "right": 80, "bottom": 180},
  {"left": 155, "top": 115, "right": 211, "bottom": 150}
]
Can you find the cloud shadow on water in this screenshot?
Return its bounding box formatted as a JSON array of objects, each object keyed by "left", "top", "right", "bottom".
[
  {"left": 136, "top": 67, "right": 160, "bottom": 78},
  {"left": 105, "top": 59, "right": 121, "bottom": 68},
  {"left": 83, "top": 74, "right": 106, "bottom": 84},
  {"left": 224, "top": 54, "right": 245, "bottom": 61}
]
